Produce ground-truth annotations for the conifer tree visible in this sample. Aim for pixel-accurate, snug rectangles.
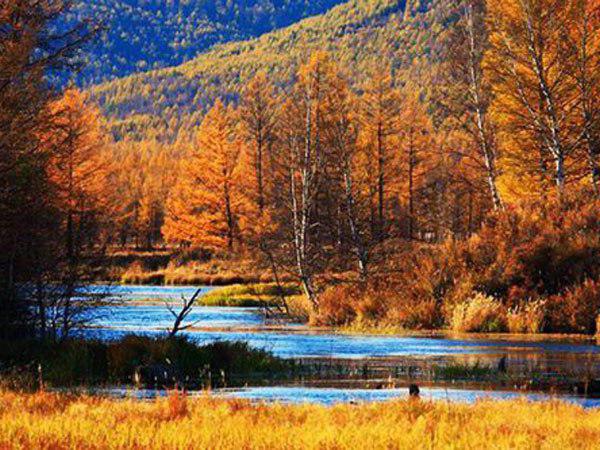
[357,67,403,240]
[239,72,278,215]
[163,100,253,251]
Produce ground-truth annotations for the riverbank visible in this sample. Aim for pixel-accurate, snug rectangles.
[101,250,284,286]
[102,283,600,339]
[1,390,599,449]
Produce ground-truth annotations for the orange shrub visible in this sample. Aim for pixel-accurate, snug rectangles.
[461,196,600,303]
[545,280,600,334]
[310,285,357,326]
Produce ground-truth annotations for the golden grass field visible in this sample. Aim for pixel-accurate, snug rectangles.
[1,390,600,449]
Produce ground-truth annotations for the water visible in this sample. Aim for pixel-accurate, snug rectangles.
[82,386,600,409]
[86,285,599,360]
[82,285,600,406]
[216,386,600,408]
[85,326,600,360]
[91,305,265,330]
[90,285,215,302]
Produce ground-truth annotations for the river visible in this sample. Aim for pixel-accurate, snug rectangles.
[82,285,600,407]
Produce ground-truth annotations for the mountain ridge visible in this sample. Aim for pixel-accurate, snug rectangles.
[72,0,348,84]
[91,0,455,142]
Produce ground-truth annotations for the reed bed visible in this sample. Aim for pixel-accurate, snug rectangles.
[0,390,599,449]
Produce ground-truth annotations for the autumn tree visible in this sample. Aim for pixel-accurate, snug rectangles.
[437,0,503,210]
[106,139,181,249]
[269,52,352,305]
[397,92,434,240]
[565,0,600,196]
[486,0,579,199]
[356,68,403,240]
[0,0,98,338]
[163,100,253,251]
[239,71,278,215]
[323,70,373,280]
[48,90,109,263]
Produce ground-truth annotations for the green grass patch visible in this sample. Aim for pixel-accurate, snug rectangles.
[433,361,498,381]
[0,336,293,389]
[200,283,302,307]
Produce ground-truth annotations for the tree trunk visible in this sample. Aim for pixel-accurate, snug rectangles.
[376,122,385,240]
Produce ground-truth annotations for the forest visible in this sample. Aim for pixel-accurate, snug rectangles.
[2,0,599,340]
[70,0,348,84]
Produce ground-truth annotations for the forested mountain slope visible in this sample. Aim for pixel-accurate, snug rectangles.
[92,0,458,142]
[72,0,347,84]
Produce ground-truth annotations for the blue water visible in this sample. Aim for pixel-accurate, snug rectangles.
[91,305,265,330]
[91,285,215,302]
[85,285,599,360]
[216,386,600,408]
[80,285,600,406]
[84,285,599,359]
[85,386,600,409]
[84,326,600,360]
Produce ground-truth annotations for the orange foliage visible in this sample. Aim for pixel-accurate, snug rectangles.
[163,100,256,250]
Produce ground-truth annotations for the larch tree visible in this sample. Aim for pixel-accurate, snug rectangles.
[357,67,403,240]
[44,89,110,338]
[48,90,109,263]
[397,91,433,241]
[239,71,278,215]
[163,100,252,251]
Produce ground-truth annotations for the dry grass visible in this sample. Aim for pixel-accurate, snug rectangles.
[118,257,293,286]
[0,390,600,449]
[451,293,508,333]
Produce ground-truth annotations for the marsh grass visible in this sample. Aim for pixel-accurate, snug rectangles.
[433,361,499,381]
[0,337,291,389]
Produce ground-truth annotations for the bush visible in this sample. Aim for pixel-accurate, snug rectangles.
[460,196,600,303]
[310,285,357,326]
[545,279,600,334]
[385,297,443,330]
[451,293,507,333]
[506,300,546,334]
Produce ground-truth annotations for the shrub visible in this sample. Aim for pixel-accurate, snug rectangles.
[451,293,507,333]
[310,285,357,326]
[1,337,290,388]
[506,300,546,334]
[460,196,600,303]
[354,290,387,324]
[385,297,443,330]
[545,279,600,334]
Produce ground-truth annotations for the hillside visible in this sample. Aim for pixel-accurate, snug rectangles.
[71,0,347,84]
[92,0,458,142]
